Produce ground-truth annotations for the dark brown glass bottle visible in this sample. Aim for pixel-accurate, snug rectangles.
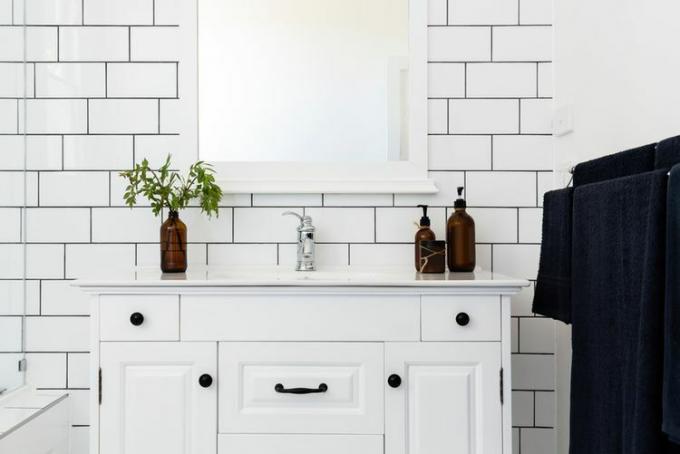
[447,187,475,272]
[160,210,187,273]
[415,204,436,271]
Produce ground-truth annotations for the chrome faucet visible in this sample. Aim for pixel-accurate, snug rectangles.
[282,211,316,271]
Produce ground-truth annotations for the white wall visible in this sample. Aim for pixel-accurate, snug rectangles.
[0,1,555,453]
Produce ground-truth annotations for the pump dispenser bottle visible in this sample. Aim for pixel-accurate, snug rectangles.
[447,187,476,272]
[415,204,436,271]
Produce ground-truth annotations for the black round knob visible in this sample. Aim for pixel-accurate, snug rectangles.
[455,312,470,326]
[387,374,402,388]
[129,312,144,326]
[198,374,213,388]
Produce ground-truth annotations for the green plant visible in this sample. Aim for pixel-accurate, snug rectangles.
[120,155,222,217]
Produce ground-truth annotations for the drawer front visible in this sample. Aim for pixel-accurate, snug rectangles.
[421,295,501,341]
[99,295,179,341]
[219,342,383,434]
[182,294,420,341]
[218,435,383,454]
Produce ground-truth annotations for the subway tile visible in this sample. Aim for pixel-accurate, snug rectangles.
[0,0,10,23]
[323,194,393,207]
[26,26,59,61]
[493,244,540,278]
[70,426,89,454]
[24,316,89,351]
[63,135,133,170]
[537,172,555,207]
[538,63,553,97]
[136,243,206,267]
[513,284,536,316]
[466,171,536,207]
[39,171,109,206]
[449,99,519,134]
[91,208,159,242]
[428,63,465,98]
[59,27,129,61]
[535,392,555,427]
[375,207,446,243]
[22,99,87,134]
[428,27,491,62]
[476,243,492,271]
[131,27,180,61]
[0,208,21,243]
[0,99,17,133]
[35,63,105,98]
[0,280,37,315]
[83,0,153,25]
[493,26,552,62]
[252,194,322,207]
[89,99,159,134]
[466,208,517,243]
[233,208,301,243]
[159,99,184,133]
[521,99,552,134]
[429,135,492,171]
[68,389,90,425]
[519,317,555,353]
[154,0,181,25]
[217,193,252,207]
[24,353,66,388]
[26,244,64,279]
[14,0,82,25]
[133,135,182,168]
[305,208,375,243]
[493,135,553,170]
[520,0,553,25]
[0,171,38,206]
[512,354,555,390]
[0,136,24,170]
[0,27,23,60]
[41,280,91,316]
[395,171,465,207]
[513,428,520,454]
[0,245,23,279]
[279,243,349,267]
[349,244,411,266]
[0,63,33,97]
[511,317,519,352]
[519,208,543,243]
[178,207,232,243]
[25,280,41,315]
[0,354,23,390]
[521,428,555,454]
[512,391,534,426]
[26,136,62,170]
[26,208,90,243]
[427,0,447,25]
[65,244,136,279]
[107,63,177,98]
[0,316,22,350]
[449,0,518,25]
[428,99,448,134]
[207,244,277,266]
[67,353,90,389]
[466,63,537,98]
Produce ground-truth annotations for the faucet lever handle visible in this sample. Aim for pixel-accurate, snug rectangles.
[282,211,304,224]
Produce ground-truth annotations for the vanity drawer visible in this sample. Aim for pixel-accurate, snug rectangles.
[218,435,383,454]
[219,342,383,434]
[181,294,420,341]
[99,295,179,341]
[421,295,501,341]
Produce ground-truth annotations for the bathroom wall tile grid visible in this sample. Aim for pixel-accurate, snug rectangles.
[0,0,554,453]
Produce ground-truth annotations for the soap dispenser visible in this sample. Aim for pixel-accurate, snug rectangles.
[415,204,436,271]
[447,187,476,272]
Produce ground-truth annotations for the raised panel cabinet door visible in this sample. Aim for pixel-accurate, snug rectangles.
[385,343,503,454]
[99,342,217,454]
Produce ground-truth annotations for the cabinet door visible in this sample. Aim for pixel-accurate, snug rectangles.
[385,343,502,454]
[100,342,217,454]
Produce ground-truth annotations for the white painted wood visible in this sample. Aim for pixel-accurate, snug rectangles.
[99,342,217,454]
[421,295,501,341]
[181,294,420,341]
[385,342,503,454]
[0,397,70,454]
[500,295,513,454]
[218,434,383,454]
[219,342,383,434]
[99,295,179,341]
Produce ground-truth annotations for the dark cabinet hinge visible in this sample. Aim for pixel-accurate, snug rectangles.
[500,368,504,405]
[98,368,102,405]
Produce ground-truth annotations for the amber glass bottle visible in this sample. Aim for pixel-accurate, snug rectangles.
[415,205,436,271]
[160,210,187,273]
[446,187,475,272]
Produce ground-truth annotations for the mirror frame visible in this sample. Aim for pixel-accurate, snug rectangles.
[193,0,435,194]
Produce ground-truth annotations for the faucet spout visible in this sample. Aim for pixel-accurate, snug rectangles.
[282,211,316,271]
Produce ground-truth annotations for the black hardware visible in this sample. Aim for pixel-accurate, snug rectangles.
[274,383,328,394]
[455,312,470,326]
[98,368,102,405]
[130,312,144,326]
[387,374,402,388]
[199,374,213,388]
[500,368,504,405]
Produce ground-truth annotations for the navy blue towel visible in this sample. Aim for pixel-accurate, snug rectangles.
[570,170,679,454]
[663,164,680,444]
[573,142,656,187]
[532,188,573,323]
[656,136,680,170]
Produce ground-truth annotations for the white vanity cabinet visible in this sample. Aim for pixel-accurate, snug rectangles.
[76,268,527,454]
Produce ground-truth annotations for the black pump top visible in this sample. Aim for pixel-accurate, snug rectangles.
[417,204,431,226]
[454,186,467,209]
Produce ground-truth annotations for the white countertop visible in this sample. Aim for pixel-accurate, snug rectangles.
[0,387,68,439]
[73,266,530,289]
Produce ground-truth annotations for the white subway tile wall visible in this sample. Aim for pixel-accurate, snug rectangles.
[0,1,555,453]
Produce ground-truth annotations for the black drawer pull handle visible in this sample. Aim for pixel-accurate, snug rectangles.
[455,312,470,326]
[274,383,328,394]
[130,312,144,326]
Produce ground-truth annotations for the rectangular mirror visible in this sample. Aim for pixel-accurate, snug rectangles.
[197,0,434,193]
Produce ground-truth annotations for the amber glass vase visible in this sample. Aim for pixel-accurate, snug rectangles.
[160,211,187,273]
